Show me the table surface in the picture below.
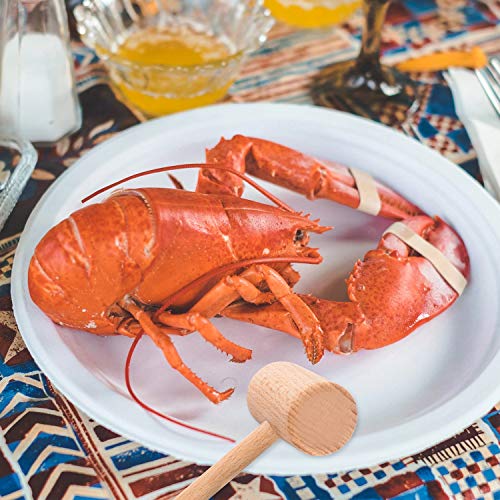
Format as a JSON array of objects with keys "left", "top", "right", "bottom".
[{"left": 1, "top": 1, "right": 500, "bottom": 498}]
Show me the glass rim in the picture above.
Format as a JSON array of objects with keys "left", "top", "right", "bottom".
[{"left": 75, "top": 1, "right": 274, "bottom": 73}]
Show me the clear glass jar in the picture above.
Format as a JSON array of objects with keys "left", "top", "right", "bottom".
[{"left": 0, "top": 0, "right": 82, "bottom": 145}]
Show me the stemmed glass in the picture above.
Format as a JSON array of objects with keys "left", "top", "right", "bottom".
[{"left": 312, "top": 0, "right": 418, "bottom": 124}]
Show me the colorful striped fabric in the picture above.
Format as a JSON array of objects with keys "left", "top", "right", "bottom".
[{"left": 1, "top": 1, "right": 500, "bottom": 498}]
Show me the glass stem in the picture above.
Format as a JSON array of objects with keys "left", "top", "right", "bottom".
[{"left": 356, "top": 0, "right": 391, "bottom": 70}]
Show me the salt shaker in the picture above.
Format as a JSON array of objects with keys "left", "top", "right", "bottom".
[{"left": 0, "top": 0, "right": 82, "bottom": 145}]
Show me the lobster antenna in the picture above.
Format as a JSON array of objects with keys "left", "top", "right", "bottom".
[
  {"left": 82, "top": 164, "right": 295, "bottom": 213},
  {"left": 154, "top": 254, "right": 322, "bottom": 319},
  {"left": 125, "top": 331, "right": 236, "bottom": 443}
]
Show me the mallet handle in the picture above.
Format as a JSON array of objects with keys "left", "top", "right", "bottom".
[{"left": 176, "top": 421, "right": 278, "bottom": 500}]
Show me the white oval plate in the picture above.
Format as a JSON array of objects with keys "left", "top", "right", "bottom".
[{"left": 12, "top": 103, "right": 500, "bottom": 475}]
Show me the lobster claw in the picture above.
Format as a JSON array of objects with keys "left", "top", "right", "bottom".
[
  {"left": 198, "top": 135, "right": 423, "bottom": 219},
  {"left": 222, "top": 216, "right": 470, "bottom": 354}
]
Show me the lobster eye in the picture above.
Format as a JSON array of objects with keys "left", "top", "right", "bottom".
[{"left": 294, "top": 229, "right": 305, "bottom": 243}]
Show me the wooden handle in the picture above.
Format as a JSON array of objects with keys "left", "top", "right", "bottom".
[{"left": 176, "top": 421, "right": 278, "bottom": 500}]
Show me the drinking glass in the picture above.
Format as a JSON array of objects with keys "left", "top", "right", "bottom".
[{"left": 265, "top": 0, "right": 361, "bottom": 29}]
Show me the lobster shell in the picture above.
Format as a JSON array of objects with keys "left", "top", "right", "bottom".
[{"left": 28, "top": 187, "right": 325, "bottom": 334}]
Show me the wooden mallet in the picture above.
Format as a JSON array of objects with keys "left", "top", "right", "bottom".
[{"left": 177, "top": 361, "right": 357, "bottom": 500}]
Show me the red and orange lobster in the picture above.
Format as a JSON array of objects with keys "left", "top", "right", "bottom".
[{"left": 28, "top": 136, "right": 470, "bottom": 408}]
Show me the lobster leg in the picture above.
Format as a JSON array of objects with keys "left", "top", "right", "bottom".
[
  {"left": 157, "top": 312, "right": 252, "bottom": 363},
  {"left": 225, "top": 275, "right": 275, "bottom": 305},
  {"left": 120, "top": 300, "right": 233, "bottom": 404},
  {"left": 160, "top": 264, "right": 325, "bottom": 364},
  {"left": 117, "top": 317, "right": 189, "bottom": 338},
  {"left": 252, "top": 265, "right": 325, "bottom": 364},
  {"left": 198, "top": 135, "right": 423, "bottom": 219},
  {"left": 185, "top": 270, "right": 278, "bottom": 320}
]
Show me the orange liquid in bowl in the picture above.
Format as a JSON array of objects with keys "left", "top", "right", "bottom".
[
  {"left": 265, "top": 0, "right": 361, "bottom": 28},
  {"left": 115, "top": 26, "right": 231, "bottom": 66},
  {"left": 102, "top": 26, "right": 236, "bottom": 116}
]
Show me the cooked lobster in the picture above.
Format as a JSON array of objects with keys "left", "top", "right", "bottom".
[{"left": 28, "top": 136, "right": 470, "bottom": 407}]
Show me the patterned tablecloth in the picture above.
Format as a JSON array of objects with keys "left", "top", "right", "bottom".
[{"left": 1, "top": 1, "right": 500, "bottom": 498}]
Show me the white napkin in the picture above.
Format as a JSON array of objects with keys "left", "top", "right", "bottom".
[{"left": 445, "top": 67, "right": 500, "bottom": 201}]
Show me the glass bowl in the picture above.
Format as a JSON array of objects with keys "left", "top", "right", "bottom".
[{"left": 74, "top": 0, "right": 273, "bottom": 117}]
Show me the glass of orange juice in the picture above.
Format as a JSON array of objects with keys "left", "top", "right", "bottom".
[
  {"left": 264, "top": 0, "right": 362, "bottom": 28},
  {"left": 74, "top": 0, "right": 273, "bottom": 117}
]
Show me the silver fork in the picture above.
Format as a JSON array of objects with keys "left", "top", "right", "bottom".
[{"left": 475, "top": 57, "right": 500, "bottom": 118}]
